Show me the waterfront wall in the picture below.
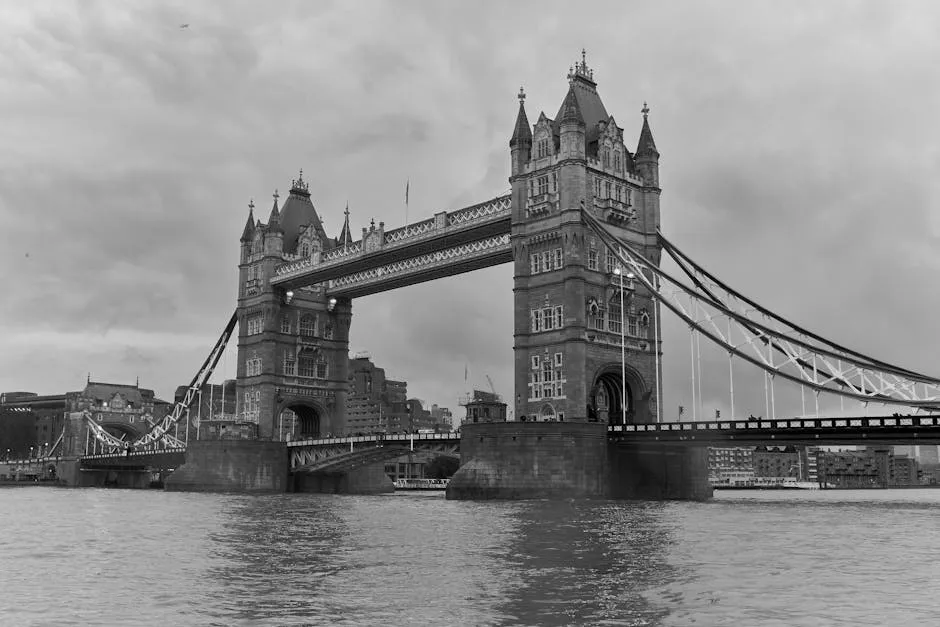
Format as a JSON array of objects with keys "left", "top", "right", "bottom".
[
  {"left": 165, "top": 440, "right": 287, "bottom": 493},
  {"left": 293, "top": 462, "right": 394, "bottom": 494}
]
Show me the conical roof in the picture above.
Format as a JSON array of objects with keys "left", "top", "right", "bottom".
[
  {"left": 337, "top": 204, "right": 353, "bottom": 247},
  {"left": 267, "top": 192, "right": 283, "bottom": 233},
  {"left": 636, "top": 104, "right": 659, "bottom": 158},
  {"left": 280, "top": 171, "right": 330, "bottom": 254},
  {"left": 240, "top": 202, "right": 255, "bottom": 242},
  {"left": 509, "top": 87, "right": 532, "bottom": 147}
]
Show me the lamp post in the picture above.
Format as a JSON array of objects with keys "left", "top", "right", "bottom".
[{"left": 614, "top": 268, "right": 627, "bottom": 425}]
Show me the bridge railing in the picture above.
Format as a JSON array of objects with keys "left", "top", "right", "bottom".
[
  {"left": 609, "top": 415, "right": 940, "bottom": 434},
  {"left": 274, "top": 195, "right": 511, "bottom": 282},
  {"left": 286, "top": 432, "right": 460, "bottom": 448}
]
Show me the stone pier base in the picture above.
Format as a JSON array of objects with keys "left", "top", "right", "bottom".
[
  {"left": 165, "top": 440, "right": 287, "bottom": 493},
  {"left": 446, "top": 422, "right": 609, "bottom": 500},
  {"left": 446, "top": 422, "right": 712, "bottom": 501},
  {"left": 609, "top": 443, "right": 712, "bottom": 501},
  {"left": 293, "top": 462, "right": 394, "bottom": 494}
]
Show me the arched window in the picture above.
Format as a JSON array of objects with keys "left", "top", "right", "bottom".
[
  {"left": 603, "top": 148, "right": 610, "bottom": 168},
  {"left": 301, "top": 242, "right": 310, "bottom": 257},
  {"left": 614, "top": 151, "right": 621, "bottom": 172},
  {"left": 299, "top": 314, "right": 317, "bottom": 337}
]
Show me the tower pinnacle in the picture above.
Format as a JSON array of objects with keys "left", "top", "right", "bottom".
[
  {"left": 240, "top": 199, "right": 256, "bottom": 242},
  {"left": 567, "top": 48, "right": 594, "bottom": 84}
]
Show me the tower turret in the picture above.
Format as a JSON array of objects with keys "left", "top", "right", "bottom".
[
  {"left": 265, "top": 190, "right": 283, "bottom": 256},
  {"left": 558, "top": 86, "right": 586, "bottom": 160},
  {"left": 510, "top": 87, "right": 532, "bottom": 176},
  {"left": 635, "top": 103, "right": 660, "bottom": 188}
]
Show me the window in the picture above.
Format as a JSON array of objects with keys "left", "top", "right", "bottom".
[
  {"left": 553, "top": 248, "right": 563, "bottom": 270},
  {"left": 301, "top": 242, "right": 310, "bottom": 257},
  {"left": 299, "top": 314, "right": 317, "bottom": 337},
  {"left": 246, "top": 313, "right": 263, "bottom": 335},
  {"left": 531, "top": 355, "right": 541, "bottom": 370},
  {"left": 298, "top": 350, "right": 317, "bottom": 378},
  {"left": 615, "top": 184, "right": 622, "bottom": 202},
  {"left": 527, "top": 353, "right": 567, "bottom": 400},
  {"left": 624, "top": 187, "right": 632, "bottom": 206},
  {"left": 603, "top": 148, "right": 610, "bottom": 168},
  {"left": 243, "top": 390, "right": 261, "bottom": 421},
  {"left": 608, "top": 302, "right": 622, "bottom": 334},
  {"left": 537, "top": 176, "right": 548, "bottom": 195},
  {"left": 551, "top": 172, "right": 557, "bottom": 192},
  {"left": 590, "top": 305, "right": 605, "bottom": 330},
  {"left": 588, "top": 248, "right": 598, "bottom": 271},
  {"left": 530, "top": 309, "right": 541, "bottom": 332},
  {"left": 531, "top": 305, "right": 563, "bottom": 332},
  {"left": 280, "top": 315, "right": 292, "bottom": 334},
  {"left": 554, "top": 352, "right": 563, "bottom": 368},
  {"left": 530, "top": 253, "right": 541, "bottom": 274},
  {"left": 283, "top": 351, "right": 296, "bottom": 376},
  {"left": 627, "top": 313, "right": 639, "bottom": 338},
  {"left": 594, "top": 179, "right": 601, "bottom": 198},
  {"left": 324, "top": 322, "right": 334, "bottom": 340},
  {"left": 541, "top": 250, "right": 551, "bottom": 271},
  {"left": 537, "top": 138, "right": 551, "bottom": 158},
  {"left": 316, "top": 358, "right": 328, "bottom": 379},
  {"left": 246, "top": 358, "right": 262, "bottom": 377},
  {"left": 605, "top": 181, "right": 612, "bottom": 199},
  {"left": 606, "top": 249, "right": 621, "bottom": 274},
  {"left": 614, "top": 151, "right": 621, "bottom": 172}
]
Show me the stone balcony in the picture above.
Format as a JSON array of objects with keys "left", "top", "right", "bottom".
[
  {"left": 595, "top": 197, "right": 636, "bottom": 224},
  {"left": 527, "top": 191, "right": 559, "bottom": 217}
]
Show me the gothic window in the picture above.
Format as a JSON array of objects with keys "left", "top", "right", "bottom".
[
  {"left": 625, "top": 187, "right": 633, "bottom": 206},
  {"left": 603, "top": 148, "right": 610, "bottom": 168},
  {"left": 301, "top": 242, "right": 310, "bottom": 257},
  {"left": 614, "top": 151, "right": 621, "bottom": 172},
  {"left": 537, "top": 176, "right": 549, "bottom": 195},
  {"left": 316, "top": 358, "right": 328, "bottom": 379},
  {"left": 551, "top": 172, "right": 557, "bottom": 192},
  {"left": 246, "top": 357, "right": 262, "bottom": 377},
  {"left": 280, "top": 314, "right": 292, "bottom": 334},
  {"left": 537, "top": 137, "right": 551, "bottom": 158},
  {"left": 615, "top": 185, "right": 622, "bottom": 203},
  {"left": 246, "top": 313, "right": 263, "bottom": 335},
  {"left": 299, "top": 314, "right": 317, "bottom": 337},
  {"left": 298, "top": 350, "right": 317, "bottom": 378},
  {"left": 588, "top": 248, "right": 598, "bottom": 271},
  {"left": 541, "top": 250, "right": 551, "bottom": 271},
  {"left": 530, "top": 253, "right": 541, "bottom": 274},
  {"left": 283, "top": 351, "right": 296, "bottom": 376},
  {"left": 552, "top": 248, "right": 563, "bottom": 270},
  {"left": 608, "top": 302, "right": 623, "bottom": 334},
  {"left": 605, "top": 181, "right": 612, "bottom": 199}
]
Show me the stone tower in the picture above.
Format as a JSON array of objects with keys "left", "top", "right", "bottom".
[
  {"left": 510, "top": 52, "right": 662, "bottom": 426},
  {"left": 235, "top": 172, "right": 353, "bottom": 441}
]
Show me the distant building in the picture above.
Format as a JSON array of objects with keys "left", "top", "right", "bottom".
[
  {"left": 918, "top": 445, "right": 939, "bottom": 467},
  {"left": 461, "top": 390, "right": 508, "bottom": 424},
  {"left": 429, "top": 404, "right": 454, "bottom": 432}
]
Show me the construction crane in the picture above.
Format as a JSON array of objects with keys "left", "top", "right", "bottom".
[{"left": 485, "top": 374, "right": 498, "bottom": 396}]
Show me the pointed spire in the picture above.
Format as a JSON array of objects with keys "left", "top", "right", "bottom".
[
  {"left": 290, "top": 169, "right": 310, "bottom": 197},
  {"left": 636, "top": 102, "right": 659, "bottom": 158},
  {"left": 268, "top": 189, "right": 283, "bottom": 233},
  {"left": 560, "top": 86, "right": 584, "bottom": 125},
  {"left": 240, "top": 199, "right": 256, "bottom": 242},
  {"left": 567, "top": 48, "right": 595, "bottom": 85},
  {"left": 509, "top": 86, "right": 532, "bottom": 147},
  {"left": 338, "top": 202, "right": 353, "bottom": 248}
]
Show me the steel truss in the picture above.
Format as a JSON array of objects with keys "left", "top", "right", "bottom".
[
  {"left": 581, "top": 210, "right": 940, "bottom": 410},
  {"left": 82, "top": 311, "right": 238, "bottom": 454}
]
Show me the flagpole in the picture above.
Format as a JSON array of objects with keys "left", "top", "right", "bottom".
[{"left": 405, "top": 178, "right": 410, "bottom": 225}]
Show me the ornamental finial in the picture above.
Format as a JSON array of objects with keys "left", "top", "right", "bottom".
[
  {"left": 248, "top": 198, "right": 254, "bottom": 211},
  {"left": 273, "top": 188, "right": 279, "bottom": 202},
  {"left": 518, "top": 86, "right": 526, "bottom": 103},
  {"left": 291, "top": 168, "right": 309, "bottom": 194},
  {"left": 642, "top": 102, "right": 650, "bottom": 118}
]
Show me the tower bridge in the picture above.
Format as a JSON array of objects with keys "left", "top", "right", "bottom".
[{"left": 52, "top": 52, "right": 940, "bottom": 500}]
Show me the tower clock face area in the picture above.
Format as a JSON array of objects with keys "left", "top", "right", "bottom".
[{"left": 509, "top": 53, "right": 662, "bottom": 426}]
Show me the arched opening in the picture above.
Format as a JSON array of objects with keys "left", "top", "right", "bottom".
[
  {"left": 539, "top": 403, "right": 557, "bottom": 422},
  {"left": 589, "top": 370, "right": 634, "bottom": 425},
  {"left": 101, "top": 423, "right": 141, "bottom": 443},
  {"left": 278, "top": 404, "right": 321, "bottom": 441}
]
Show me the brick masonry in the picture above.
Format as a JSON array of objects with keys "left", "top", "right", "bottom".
[{"left": 165, "top": 440, "right": 287, "bottom": 493}]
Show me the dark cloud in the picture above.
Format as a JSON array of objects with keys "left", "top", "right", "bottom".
[{"left": 2, "top": 1, "right": 939, "bottom": 419}]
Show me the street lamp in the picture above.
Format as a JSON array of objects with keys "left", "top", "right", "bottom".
[{"left": 613, "top": 267, "right": 627, "bottom": 425}]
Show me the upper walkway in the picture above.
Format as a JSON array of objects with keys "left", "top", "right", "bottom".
[{"left": 270, "top": 195, "right": 511, "bottom": 297}]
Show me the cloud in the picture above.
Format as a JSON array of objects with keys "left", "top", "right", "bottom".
[{"left": 2, "top": 0, "right": 939, "bottom": 425}]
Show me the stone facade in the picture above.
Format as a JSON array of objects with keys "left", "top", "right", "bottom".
[
  {"left": 236, "top": 173, "right": 353, "bottom": 440},
  {"left": 509, "top": 55, "right": 662, "bottom": 426}
]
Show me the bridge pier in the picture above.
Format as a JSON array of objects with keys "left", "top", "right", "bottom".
[
  {"left": 165, "top": 440, "right": 287, "bottom": 493},
  {"left": 446, "top": 422, "right": 712, "bottom": 501}
]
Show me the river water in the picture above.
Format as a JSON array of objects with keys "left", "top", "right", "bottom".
[{"left": 2, "top": 487, "right": 939, "bottom": 626}]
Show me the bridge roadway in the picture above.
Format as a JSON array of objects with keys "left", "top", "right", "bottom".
[{"left": 72, "top": 415, "right": 940, "bottom": 473}]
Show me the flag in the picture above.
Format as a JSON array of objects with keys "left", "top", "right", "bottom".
[
  {"left": 464, "top": 364, "right": 468, "bottom": 381},
  {"left": 405, "top": 179, "right": 410, "bottom": 206}
]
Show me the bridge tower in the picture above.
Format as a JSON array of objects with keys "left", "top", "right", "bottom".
[
  {"left": 235, "top": 172, "right": 353, "bottom": 441},
  {"left": 509, "top": 52, "right": 662, "bottom": 427}
]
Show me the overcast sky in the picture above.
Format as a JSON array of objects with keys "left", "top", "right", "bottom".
[{"left": 2, "top": 1, "right": 939, "bottom": 420}]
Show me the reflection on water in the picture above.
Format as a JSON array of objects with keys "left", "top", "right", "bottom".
[{"left": 2, "top": 488, "right": 940, "bottom": 626}]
